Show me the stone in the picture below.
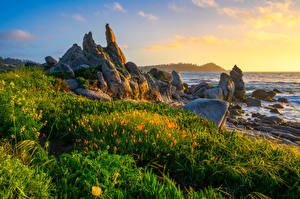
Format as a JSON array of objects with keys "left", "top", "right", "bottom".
[
  {"left": 271, "top": 104, "right": 284, "bottom": 109},
  {"left": 105, "top": 24, "right": 127, "bottom": 67},
  {"left": 50, "top": 63, "right": 75, "bottom": 78},
  {"left": 252, "top": 89, "right": 276, "bottom": 101},
  {"left": 125, "top": 62, "right": 149, "bottom": 96},
  {"left": 219, "top": 73, "right": 235, "bottom": 101},
  {"left": 270, "top": 108, "right": 282, "bottom": 115},
  {"left": 149, "top": 68, "right": 173, "bottom": 82},
  {"left": 278, "top": 97, "right": 288, "bottom": 103},
  {"left": 245, "top": 97, "right": 261, "bottom": 107},
  {"left": 183, "top": 99, "right": 229, "bottom": 128},
  {"left": 203, "top": 87, "right": 224, "bottom": 100},
  {"left": 65, "top": 79, "right": 79, "bottom": 90},
  {"left": 129, "top": 79, "right": 140, "bottom": 98},
  {"left": 171, "top": 71, "right": 184, "bottom": 91},
  {"left": 45, "top": 56, "right": 57, "bottom": 66},
  {"left": 72, "top": 64, "right": 90, "bottom": 72},
  {"left": 273, "top": 88, "right": 282, "bottom": 93},
  {"left": 59, "top": 44, "right": 90, "bottom": 69},
  {"left": 191, "top": 82, "right": 214, "bottom": 97},
  {"left": 157, "top": 80, "right": 174, "bottom": 102},
  {"left": 75, "top": 88, "right": 111, "bottom": 101},
  {"left": 96, "top": 71, "right": 107, "bottom": 92},
  {"left": 230, "top": 65, "right": 246, "bottom": 101}
]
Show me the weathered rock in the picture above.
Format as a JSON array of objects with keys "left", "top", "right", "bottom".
[
  {"left": 65, "top": 79, "right": 79, "bottom": 90},
  {"left": 149, "top": 68, "right": 173, "bottom": 82},
  {"left": 230, "top": 65, "right": 246, "bottom": 101},
  {"left": 204, "top": 87, "right": 224, "bottom": 100},
  {"left": 50, "top": 63, "right": 75, "bottom": 78},
  {"left": 45, "top": 56, "right": 57, "bottom": 66},
  {"left": 144, "top": 73, "right": 163, "bottom": 101},
  {"left": 183, "top": 99, "right": 229, "bottom": 128},
  {"left": 129, "top": 79, "right": 140, "bottom": 98},
  {"left": 96, "top": 71, "right": 107, "bottom": 91},
  {"left": 271, "top": 104, "right": 284, "bottom": 109},
  {"left": 273, "top": 88, "right": 282, "bottom": 93},
  {"left": 171, "top": 71, "right": 184, "bottom": 91},
  {"left": 252, "top": 89, "right": 276, "bottom": 101},
  {"left": 278, "top": 97, "right": 288, "bottom": 103},
  {"left": 75, "top": 88, "right": 111, "bottom": 101},
  {"left": 72, "top": 64, "right": 90, "bottom": 72},
  {"left": 125, "top": 62, "right": 149, "bottom": 96},
  {"left": 270, "top": 108, "right": 282, "bottom": 115},
  {"left": 245, "top": 97, "right": 261, "bottom": 107},
  {"left": 191, "top": 82, "right": 214, "bottom": 97},
  {"left": 157, "top": 80, "right": 174, "bottom": 102},
  {"left": 105, "top": 24, "right": 127, "bottom": 67},
  {"left": 219, "top": 73, "right": 235, "bottom": 101},
  {"left": 59, "top": 44, "right": 90, "bottom": 69}
]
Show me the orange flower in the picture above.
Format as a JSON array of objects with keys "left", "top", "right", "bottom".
[
  {"left": 170, "top": 142, "right": 173, "bottom": 147},
  {"left": 133, "top": 139, "right": 136, "bottom": 144},
  {"left": 181, "top": 134, "right": 186, "bottom": 139},
  {"left": 156, "top": 134, "right": 159, "bottom": 139},
  {"left": 93, "top": 143, "right": 98, "bottom": 149},
  {"left": 193, "top": 142, "right": 197, "bottom": 147},
  {"left": 168, "top": 134, "right": 171, "bottom": 138},
  {"left": 92, "top": 186, "right": 102, "bottom": 196},
  {"left": 138, "top": 138, "right": 142, "bottom": 143},
  {"left": 68, "top": 128, "right": 71, "bottom": 132},
  {"left": 144, "top": 130, "right": 148, "bottom": 134}
]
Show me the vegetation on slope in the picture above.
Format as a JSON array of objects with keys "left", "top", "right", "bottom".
[
  {"left": 140, "top": 63, "right": 227, "bottom": 72},
  {"left": 0, "top": 67, "right": 299, "bottom": 198}
]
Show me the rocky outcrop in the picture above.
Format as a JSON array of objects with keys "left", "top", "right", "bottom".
[
  {"left": 149, "top": 68, "right": 173, "bottom": 83},
  {"left": 50, "top": 63, "right": 75, "bottom": 78},
  {"left": 230, "top": 65, "right": 246, "bottom": 101},
  {"left": 245, "top": 97, "right": 261, "bottom": 107},
  {"left": 60, "top": 44, "right": 90, "bottom": 69},
  {"left": 183, "top": 99, "right": 229, "bottom": 128},
  {"left": 252, "top": 89, "right": 276, "bottom": 102},
  {"left": 65, "top": 79, "right": 79, "bottom": 90},
  {"left": 96, "top": 71, "right": 107, "bottom": 92},
  {"left": 45, "top": 56, "right": 57, "bottom": 66},
  {"left": 219, "top": 73, "right": 235, "bottom": 101},
  {"left": 171, "top": 71, "right": 184, "bottom": 91},
  {"left": 203, "top": 87, "right": 224, "bottom": 100}
]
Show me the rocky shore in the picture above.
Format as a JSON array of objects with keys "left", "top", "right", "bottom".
[{"left": 43, "top": 24, "right": 299, "bottom": 147}]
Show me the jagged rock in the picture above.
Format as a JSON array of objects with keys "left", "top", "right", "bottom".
[
  {"left": 230, "top": 65, "right": 246, "bottom": 101},
  {"left": 75, "top": 88, "right": 111, "bottom": 101},
  {"left": 278, "top": 97, "right": 288, "bottom": 103},
  {"left": 129, "top": 79, "right": 140, "bottom": 98},
  {"left": 125, "top": 62, "right": 149, "bottom": 96},
  {"left": 204, "top": 87, "right": 224, "bottom": 100},
  {"left": 45, "top": 56, "right": 57, "bottom": 66},
  {"left": 105, "top": 24, "right": 127, "bottom": 67},
  {"left": 59, "top": 44, "right": 90, "bottom": 69},
  {"left": 171, "top": 71, "right": 184, "bottom": 91},
  {"left": 273, "top": 88, "right": 282, "bottom": 93},
  {"left": 270, "top": 108, "right": 282, "bottom": 115},
  {"left": 245, "top": 97, "right": 261, "bottom": 107},
  {"left": 157, "top": 80, "right": 174, "bottom": 102},
  {"left": 191, "top": 82, "right": 214, "bottom": 97},
  {"left": 83, "top": 32, "right": 109, "bottom": 66},
  {"left": 96, "top": 71, "right": 107, "bottom": 91},
  {"left": 149, "top": 68, "right": 173, "bottom": 82},
  {"left": 271, "top": 104, "right": 284, "bottom": 109},
  {"left": 183, "top": 99, "right": 229, "bottom": 128},
  {"left": 144, "top": 73, "right": 163, "bottom": 101},
  {"left": 72, "top": 64, "right": 90, "bottom": 72},
  {"left": 65, "top": 79, "right": 79, "bottom": 90},
  {"left": 219, "top": 73, "right": 235, "bottom": 101},
  {"left": 252, "top": 89, "right": 276, "bottom": 101}
]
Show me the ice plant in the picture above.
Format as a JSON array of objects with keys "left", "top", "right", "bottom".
[{"left": 92, "top": 186, "right": 102, "bottom": 196}]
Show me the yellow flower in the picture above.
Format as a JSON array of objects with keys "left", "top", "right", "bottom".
[
  {"left": 92, "top": 186, "right": 102, "bottom": 196},
  {"left": 10, "top": 82, "right": 15, "bottom": 88}
]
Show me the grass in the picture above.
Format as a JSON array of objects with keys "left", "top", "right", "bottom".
[{"left": 0, "top": 67, "right": 299, "bottom": 198}]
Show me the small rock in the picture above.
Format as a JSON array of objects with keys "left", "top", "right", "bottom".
[
  {"left": 270, "top": 108, "right": 282, "bottom": 115},
  {"left": 271, "top": 104, "right": 284, "bottom": 109},
  {"left": 278, "top": 97, "right": 288, "bottom": 103},
  {"left": 252, "top": 89, "right": 276, "bottom": 101},
  {"left": 171, "top": 71, "right": 184, "bottom": 91},
  {"left": 245, "top": 97, "right": 261, "bottom": 107},
  {"left": 65, "top": 79, "right": 79, "bottom": 90},
  {"left": 273, "top": 88, "right": 282, "bottom": 93},
  {"left": 45, "top": 56, "right": 57, "bottom": 66},
  {"left": 230, "top": 65, "right": 246, "bottom": 101}
]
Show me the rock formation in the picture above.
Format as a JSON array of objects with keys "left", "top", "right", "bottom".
[{"left": 230, "top": 65, "right": 246, "bottom": 101}]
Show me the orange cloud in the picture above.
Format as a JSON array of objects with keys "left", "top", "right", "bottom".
[{"left": 144, "top": 43, "right": 181, "bottom": 51}]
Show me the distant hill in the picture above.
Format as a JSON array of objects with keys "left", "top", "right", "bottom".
[{"left": 139, "top": 63, "right": 227, "bottom": 72}]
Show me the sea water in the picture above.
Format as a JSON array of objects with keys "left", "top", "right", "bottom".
[{"left": 181, "top": 72, "right": 300, "bottom": 123}]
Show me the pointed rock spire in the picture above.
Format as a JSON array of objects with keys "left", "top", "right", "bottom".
[{"left": 105, "top": 24, "right": 116, "bottom": 44}]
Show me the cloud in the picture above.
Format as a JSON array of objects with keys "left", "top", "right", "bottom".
[
  {"left": 144, "top": 43, "right": 182, "bottom": 51},
  {"left": 248, "top": 31, "right": 290, "bottom": 41},
  {"left": 121, "top": 44, "right": 130, "bottom": 50},
  {"left": 138, "top": 11, "right": 158, "bottom": 21},
  {"left": 72, "top": 14, "right": 86, "bottom": 22},
  {"left": 0, "top": 30, "right": 37, "bottom": 42},
  {"left": 112, "top": 2, "right": 127, "bottom": 12},
  {"left": 191, "top": 0, "right": 218, "bottom": 8},
  {"left": 168, "top": 2, "right": 186, "bottom": 12}
]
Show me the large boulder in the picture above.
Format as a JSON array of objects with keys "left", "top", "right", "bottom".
[
  {"left": 219, "top": 73, "right": 235, "bottom": 101},
  {"left": 230, "top": 65, "right": 246, "bottom": 101},
  {"left": 65, "top": 79, "right": 79, "bottom": 90},
  {"left": 171, "top": 71, "right": 184, "bottom": 91},
  {"left": 245, "top": 97, "right": 261, "bottom": 107},
  {"left": 252, "top": 89, "right": 276, "bottom": 102},
  {"left": 149, "top": 68, "right": 173, "bottom": 83},
  {"left": 45, "top": 56, "right": 57, "bottom": 66},
  {"left": 49, "top": 63, "right": 75, "bottom": 78},
  {"left": 75, "top": 88, "right": 111, "bottom": 101},
  {"left": 144, "top": 73, "right": 163, "bottom": 101},
  {"left": 183, "top": 99, "right": 229, "bottom": 128},
  {"left": 191, "top": 82, "right": 214, "bottom": 97},
  {"left": 125, "top": 62, "right": 149, "bottom": 96},
  {"left": 204, "top": 87, "right": 224, "bottom": 100},
  {"left": 157, "top": 80, "right": 174, "bottom": 102}
]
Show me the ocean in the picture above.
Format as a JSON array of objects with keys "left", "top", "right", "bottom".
[{"left": 181, "top": 72, "right": 300, "bottom": 123}]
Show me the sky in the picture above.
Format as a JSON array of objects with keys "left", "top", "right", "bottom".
[{"left": 1, "top": 0, "right": 300, "bottom": 72}]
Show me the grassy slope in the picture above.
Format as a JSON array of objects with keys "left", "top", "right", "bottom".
[{"left": 0, "top": 68, "right": 299, "bottom": 198}]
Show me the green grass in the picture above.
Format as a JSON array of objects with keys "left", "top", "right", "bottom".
[{"left": 0, "top": 67, "right": 299, "bottom": 198}]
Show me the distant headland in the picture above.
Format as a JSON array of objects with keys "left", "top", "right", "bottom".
[{"left": 139, "top": 63, "right": 227, "bottom": 72}]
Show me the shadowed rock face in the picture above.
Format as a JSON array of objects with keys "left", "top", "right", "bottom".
[{"left": 230, "top": 65, "right": 246, "bottom": 101}]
